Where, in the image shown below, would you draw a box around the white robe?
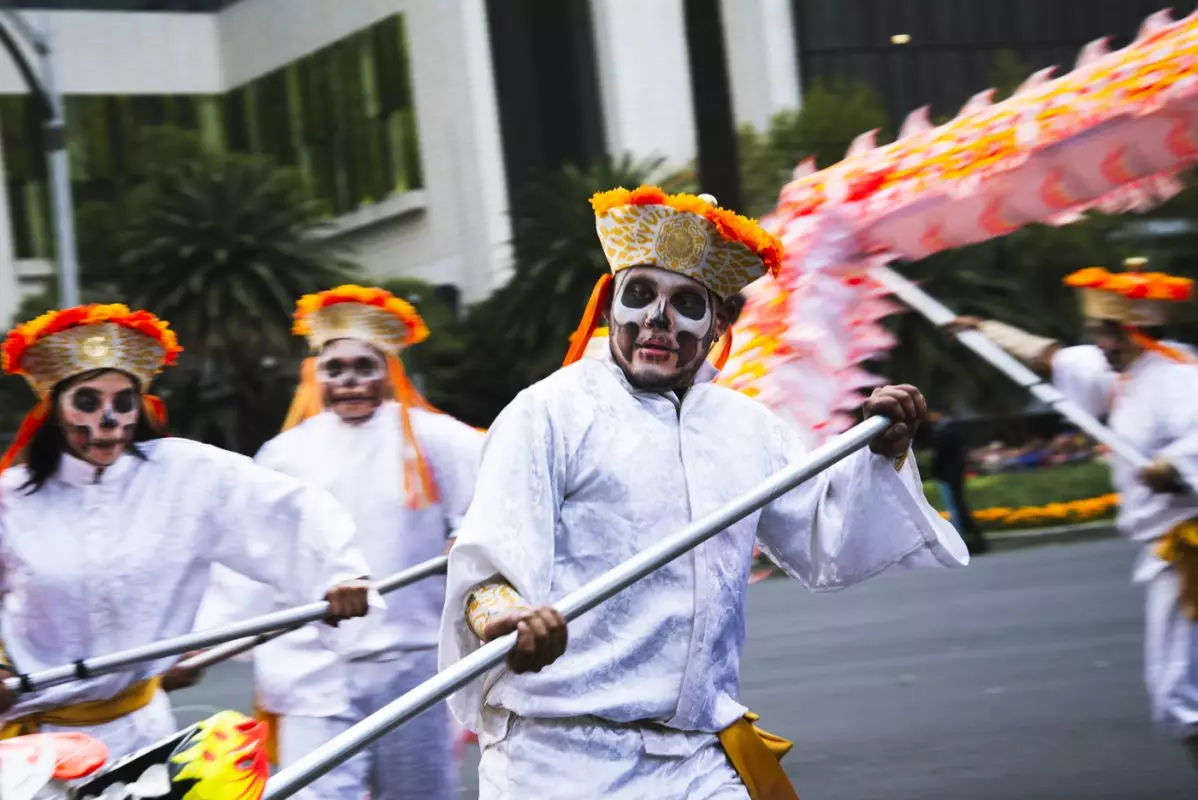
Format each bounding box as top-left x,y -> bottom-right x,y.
196,403 -> 483,800
440,350 -> 968,797
0,437 -> 373,760
1052,344 -> 1198,739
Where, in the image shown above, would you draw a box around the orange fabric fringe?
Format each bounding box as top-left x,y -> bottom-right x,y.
562,274 -> 614,367
1126,328 -> 1198,365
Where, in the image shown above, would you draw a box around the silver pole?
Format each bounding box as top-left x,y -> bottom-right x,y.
174,556 -> 448,672
4,555 -> 448,694
0,9 -> 80,308
262,414 -> 891,800
869,264 -> 1152,470
37,22 -> 80,309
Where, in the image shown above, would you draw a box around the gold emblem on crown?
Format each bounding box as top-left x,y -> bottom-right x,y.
21,322 -> 168,395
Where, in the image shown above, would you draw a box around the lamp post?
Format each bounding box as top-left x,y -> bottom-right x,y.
0,8 -> 79,308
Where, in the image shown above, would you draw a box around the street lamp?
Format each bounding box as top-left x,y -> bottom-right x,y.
0,7 -> 80,308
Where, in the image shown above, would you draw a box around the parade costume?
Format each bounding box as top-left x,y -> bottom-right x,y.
198,286 -> 483,800
440,187 -> 969,799
0,305 -> 374,764
971,267 -> 1198,747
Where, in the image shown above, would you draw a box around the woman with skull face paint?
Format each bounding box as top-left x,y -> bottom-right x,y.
440,186 -> 968,800
947,263 -> 1198,767
0,304 -> 375,762
195,286 -> 484,800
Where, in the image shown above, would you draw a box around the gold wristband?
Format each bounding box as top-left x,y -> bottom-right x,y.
466,581 -> 531,638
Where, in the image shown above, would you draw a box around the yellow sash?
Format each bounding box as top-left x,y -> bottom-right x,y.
0,677 -> 163,740
1155,519 -> 1198,620
718,712 -> 800,800
254,703 -> 280,765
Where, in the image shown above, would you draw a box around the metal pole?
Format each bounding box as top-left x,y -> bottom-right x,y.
870,264 -> 1152,470
262,414 -> 891,799
36,22 -> 79,308
4,555 -> 448,695
174,555 -> 448,672
0,9 -> 79,308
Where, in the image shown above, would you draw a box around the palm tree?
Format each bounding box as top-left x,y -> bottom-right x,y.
116,129 -> 359,452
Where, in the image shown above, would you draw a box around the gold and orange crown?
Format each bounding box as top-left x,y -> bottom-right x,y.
1064,266 -> 1193,326
1,304 -> 181,396
590,186 -> 783,299
293,285 -> 430,354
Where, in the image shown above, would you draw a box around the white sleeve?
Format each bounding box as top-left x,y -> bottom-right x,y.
755,415 -> 969,591
1051,345 -> 1116,419
438,391 -> 566,730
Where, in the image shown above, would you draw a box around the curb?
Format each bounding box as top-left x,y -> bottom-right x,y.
984,520 -> 1118,552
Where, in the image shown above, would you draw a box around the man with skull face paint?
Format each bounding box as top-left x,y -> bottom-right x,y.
440,186 -> 968,800
196,286 -> 483,800
0,304 -> 374,762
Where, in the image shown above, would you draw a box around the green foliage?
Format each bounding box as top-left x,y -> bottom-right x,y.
923,461 -> 1116,530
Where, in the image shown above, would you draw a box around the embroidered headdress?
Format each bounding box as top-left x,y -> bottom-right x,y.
562,186 -> 782,366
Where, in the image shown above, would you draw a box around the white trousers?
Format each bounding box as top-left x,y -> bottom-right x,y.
1144,567 -> 1198,740
43,689 -> 177,764
278,650 -> 455,800
478,714 -> 749,800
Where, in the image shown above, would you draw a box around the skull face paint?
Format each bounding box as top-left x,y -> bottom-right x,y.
318,338 -> 387,423
57,370 -> 140,467
610,265 -> 721,391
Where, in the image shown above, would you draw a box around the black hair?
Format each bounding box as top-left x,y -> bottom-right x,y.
19,369 -> 165,495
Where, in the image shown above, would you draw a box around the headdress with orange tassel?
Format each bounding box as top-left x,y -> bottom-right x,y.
0,304 -> 180,474
286,285 -> 440,509
562,186 -> 783,368
1064,258 -> 1195,365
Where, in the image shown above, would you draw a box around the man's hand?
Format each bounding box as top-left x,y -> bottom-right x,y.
323,578 -> 371,626
941,316 -> 983,333
162,653 -> 205,692
481,607 -> 567,674
864,384 -> 928,459
1139,459 -> 1187,494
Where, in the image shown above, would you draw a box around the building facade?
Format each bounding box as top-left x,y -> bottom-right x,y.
0,0 -> 803,328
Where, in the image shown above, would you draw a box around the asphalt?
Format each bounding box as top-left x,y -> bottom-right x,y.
171,536 -> 1196,799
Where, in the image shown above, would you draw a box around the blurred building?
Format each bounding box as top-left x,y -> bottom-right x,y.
0,0 -> 1187,327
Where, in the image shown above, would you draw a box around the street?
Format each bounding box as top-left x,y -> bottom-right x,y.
172,539 -> 1195,799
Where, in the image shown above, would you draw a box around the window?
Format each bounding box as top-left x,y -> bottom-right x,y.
0,13 -> 421,258
790,0 -> 1181,126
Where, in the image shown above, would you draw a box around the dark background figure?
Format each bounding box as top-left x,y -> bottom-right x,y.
924,408 -> 987,555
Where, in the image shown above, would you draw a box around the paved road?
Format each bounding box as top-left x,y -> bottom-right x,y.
172,538 -> 1195,798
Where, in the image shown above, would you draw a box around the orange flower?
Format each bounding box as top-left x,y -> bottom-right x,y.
1064,267 -> 1192,302
590,186 -> 784,277
2,304 -> 182,377
293,284 -> 430,347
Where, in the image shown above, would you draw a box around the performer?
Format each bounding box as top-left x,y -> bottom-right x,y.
440,186 -> 969,799
197,286 -> 484,800
0,304 -> 374,763
949,262 -> 1198,766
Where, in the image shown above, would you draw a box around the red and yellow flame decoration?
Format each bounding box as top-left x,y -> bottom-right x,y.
284,285 -> 440,509
0,305 -> 179,475
168,711 -> 268,800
